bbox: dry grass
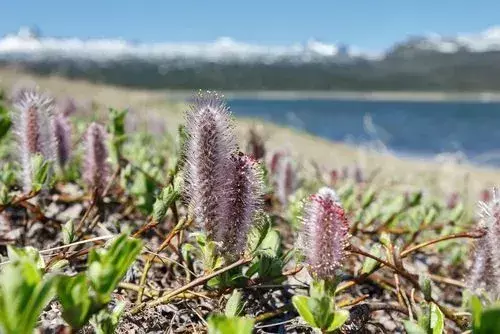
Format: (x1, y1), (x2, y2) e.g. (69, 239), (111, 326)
(0, 66), (498, 202)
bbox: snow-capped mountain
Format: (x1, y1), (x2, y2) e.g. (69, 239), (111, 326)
(3, 26), (500, 63)
(0, 26), (366, 63)
(388, 26), (500, 56)
(3, 26), (500, 91)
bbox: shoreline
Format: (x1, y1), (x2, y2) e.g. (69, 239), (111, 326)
(164, 90), (500, 103)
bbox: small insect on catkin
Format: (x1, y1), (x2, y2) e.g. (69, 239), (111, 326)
(12, 87), (56, 191)
(300, 187), (350, 281)
(469, 187), (500, 297)
(217, 152), (264, 258)
(83, 122), (110, 196)
(183, 91), (237, 239)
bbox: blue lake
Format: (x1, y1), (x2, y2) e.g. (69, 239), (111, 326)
(228, 98), (500, 166)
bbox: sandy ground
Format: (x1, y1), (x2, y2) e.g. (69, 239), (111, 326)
(1, 67), (499, 201)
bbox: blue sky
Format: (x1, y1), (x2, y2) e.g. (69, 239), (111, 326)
(1, 0), (499, 50)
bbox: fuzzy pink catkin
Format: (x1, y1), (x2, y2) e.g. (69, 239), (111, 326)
(183, 91), (237, 239)
(12, 87), (56, 191)
(217, 152), (264, 258)
(83, 122), (110, 196)
(469, 187), (500, 297)
(300, 187), (349, 281)
(276, 155), (297, 204)
(53, 112), (72, 169)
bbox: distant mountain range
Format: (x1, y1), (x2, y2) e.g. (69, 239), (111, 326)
(3, 26), (500, 91)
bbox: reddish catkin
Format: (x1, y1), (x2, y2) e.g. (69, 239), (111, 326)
(276, 155), (297, 204)
(83, 122), (110, 196)
(246, 127), (266, 160)
(217, 152), (264, 259)
(53, 112), (72, 169)
(469, 187), (500, 297)
(268, 149), (283, 175)
(12, 87), (56, 191)
(183, 91), (236, 239)
(300, 187), (350, 281)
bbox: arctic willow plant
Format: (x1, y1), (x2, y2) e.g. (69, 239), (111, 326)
(11, 87), (56, 192)
(300, 187), (349, 281)
(184, 92), (265, 260)
(183, 92), (236, 239)
(292, 187), (350, 332)
(83, 122), (110, 196)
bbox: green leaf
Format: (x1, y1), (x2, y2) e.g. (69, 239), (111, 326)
(449, 202), (464, 222)
(225, 289), (244, 317)
(247, 213), (271, 254)
(292, 295), (317, 327)
(256, 228), (281, 258)
(256, 254), (284, 282)
(62, 219), (75, 245)
(418, 303), (431, 331)
(30, 153), (53, 192)
(152, 185), (180, 222)
(361, 243), (383, 274)
(469, 297), (500, 334)
(424, 206), (439, 225)
(309, 279), (337, 299)
(90, 301), (126, 334)
(0, 246), (56, 334)
(7, 245), (45, 270)
(361, 187), (376, 209)
(108, 108), (128, 162)
(207, 315), (254, 334)
(407, 191), (423, 207)
(470, 294), (483, 331)
(0, 112), (12, 142)
(198, 239), (223, 272)
(326, 309), (349, 332)
(57, 274), (92, 329)
(244, 261), (260, 279)
(308, 295), (334, 329)
(87, 233), (142, 306)
(48, 259), (69, 273)
(476, 306), (500, 333)
(419, 274), (433, 301)
(430, 302), (444, 334)
(403, 321), (428, 334)
(379, 232), (392, 248)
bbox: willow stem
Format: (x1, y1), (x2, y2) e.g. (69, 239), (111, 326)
(132, 257), (252, 314)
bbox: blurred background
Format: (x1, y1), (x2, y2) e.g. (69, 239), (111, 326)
(1, 0), (500, 174)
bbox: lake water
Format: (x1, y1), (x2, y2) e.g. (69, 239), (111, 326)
(228, 98), (500, 166)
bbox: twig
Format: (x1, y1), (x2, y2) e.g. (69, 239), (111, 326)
(132, 257), (252, 313)
(75, 189), (97, 235)
(337, 294), (370, 308)
(0, 190), (39, 213)
(400, 229), (485, 258)
(348, 245), (419, 286)
(428, 274), (467, 288)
